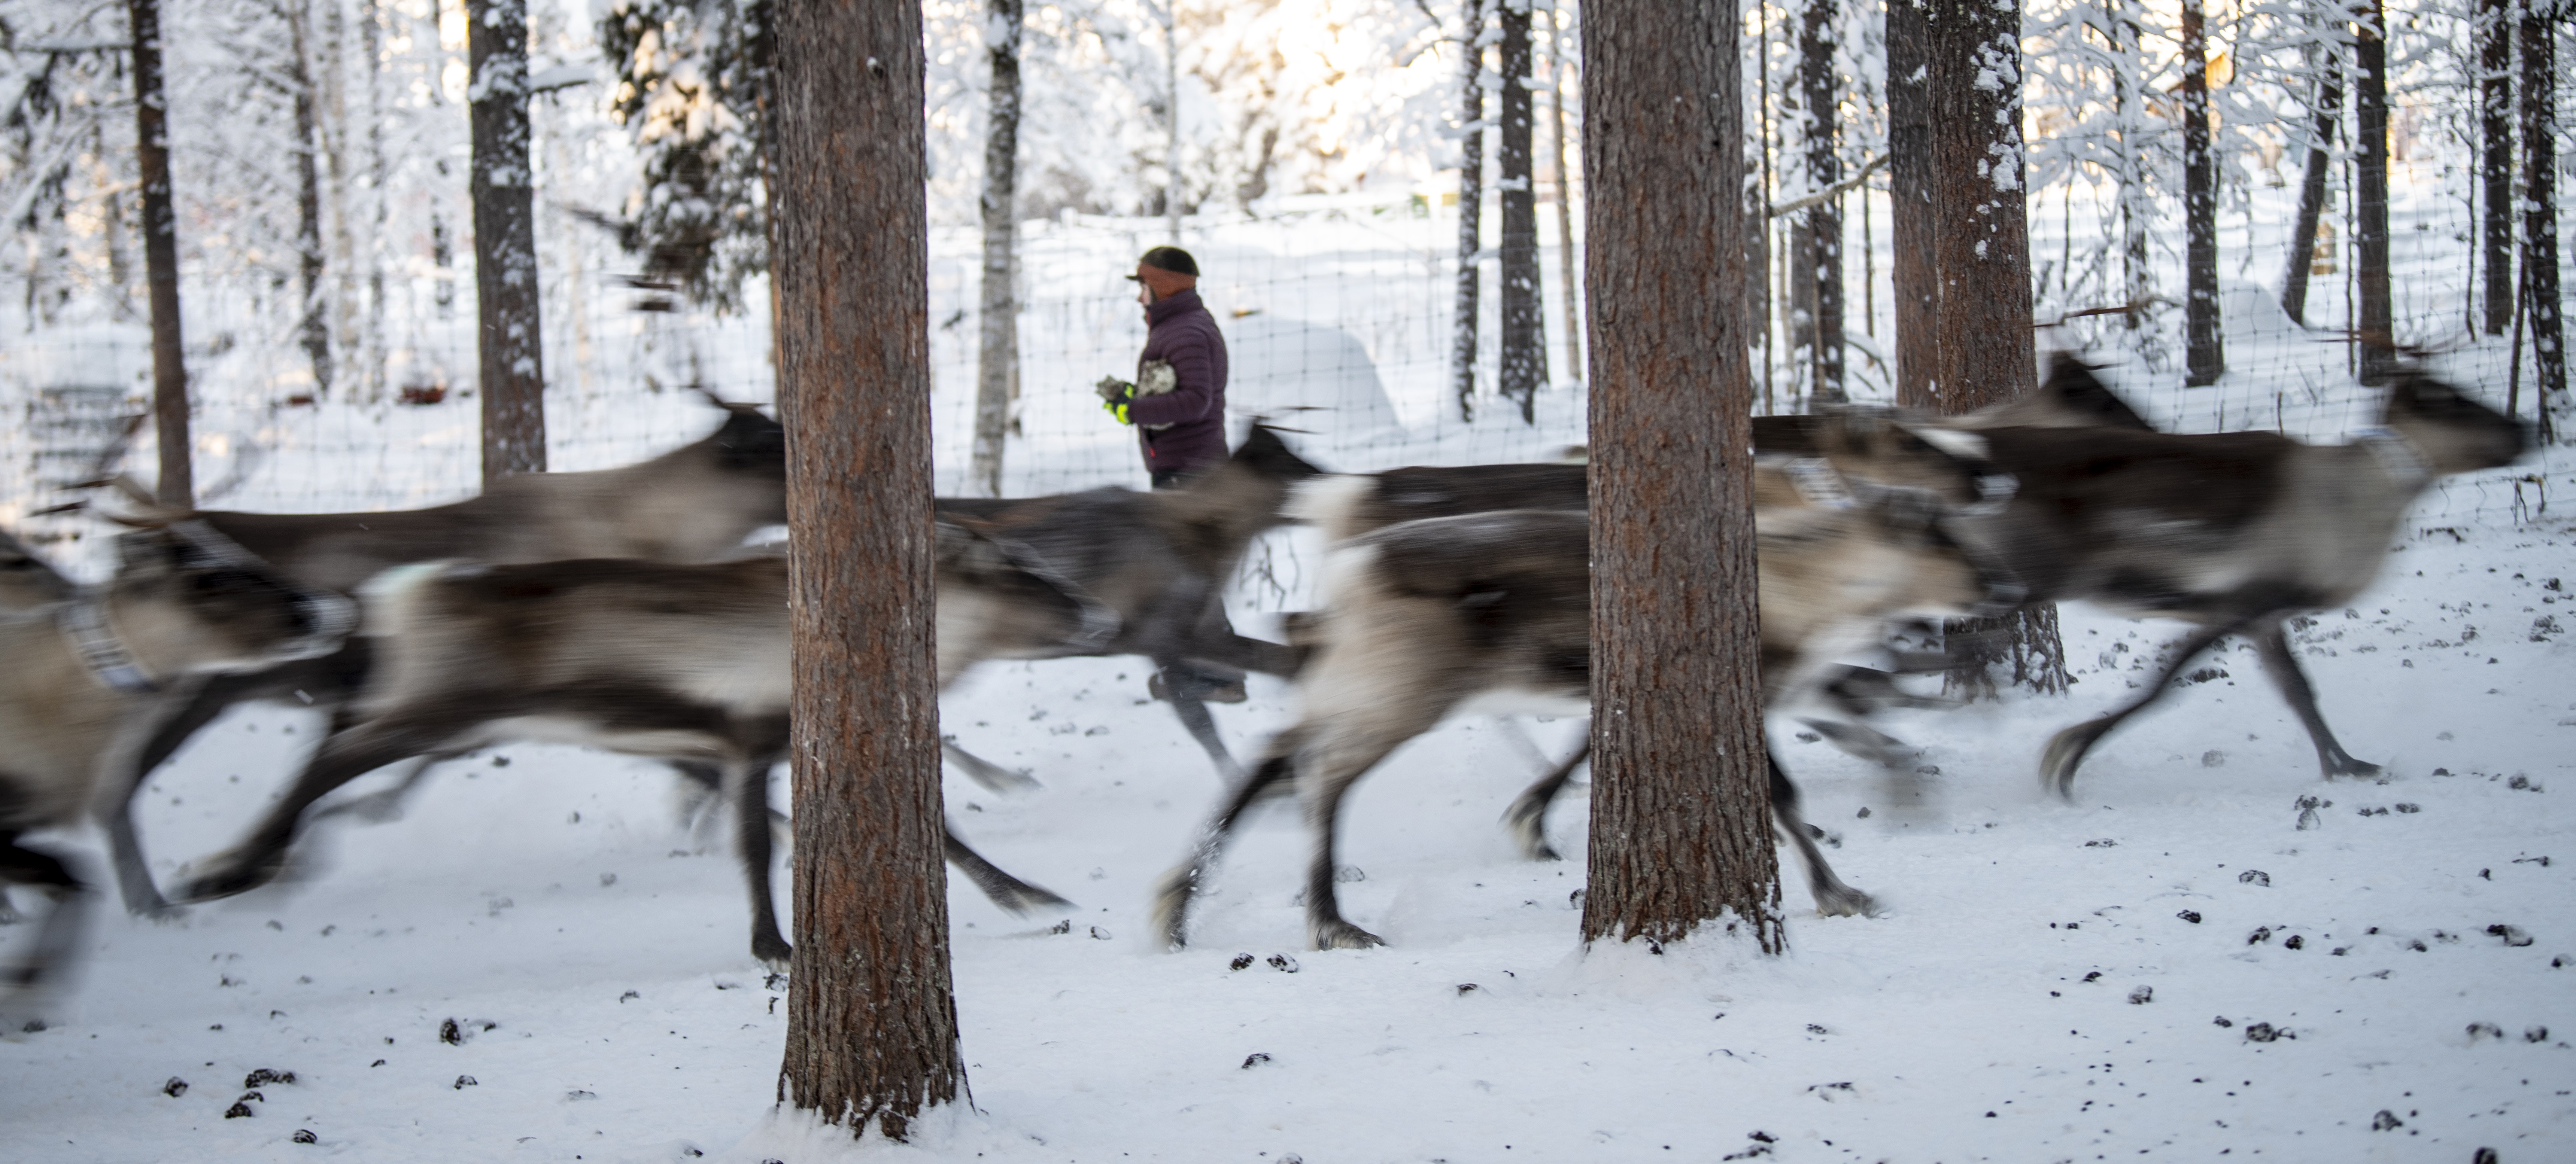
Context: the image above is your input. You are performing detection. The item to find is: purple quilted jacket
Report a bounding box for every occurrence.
[1129,289,1229,478]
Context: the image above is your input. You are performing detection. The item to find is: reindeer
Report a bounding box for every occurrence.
[1155,463,2021,951]
[92,403,789,916]
[1,525,350,1000]
[1950,369,2527,793]
[171,526,1089,970]
[932,425,1323,784]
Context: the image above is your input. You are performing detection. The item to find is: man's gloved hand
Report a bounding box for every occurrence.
[1095,376,1136,426]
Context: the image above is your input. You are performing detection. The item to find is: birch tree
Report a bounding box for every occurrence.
[1450,0,1489,421]
[470,0,546,482]
[969,0,1023,498]
[1497,0,1542,420]
[127,0,191,505]
[2180,0,2222,386]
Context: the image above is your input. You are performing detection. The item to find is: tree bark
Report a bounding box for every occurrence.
[2351,0,2393,384]
[1795,0,1844,407]
[769,0,965,1140]
[1543,0,1582,385]
[1886,0,1937,408]
[2180,0,2223,386]
[288,0,332,397]
[2280,46,2341,326]
[2113,0,2150,345]
[470,0,547,483]
[1451,0,1489,422]
[969,0,1023,498]
[1928,0,2066,699]
[1497,0,1543,421]
[1579,0,1778,953]
[2521,1,2565,412]
[2478,0,2513,336]
[127,0,191,507]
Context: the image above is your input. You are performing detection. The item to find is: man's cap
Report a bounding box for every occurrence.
[1126,246,1200,279]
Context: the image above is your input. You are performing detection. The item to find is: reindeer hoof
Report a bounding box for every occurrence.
[1813,886,1880,918]
[174,854,286,904]
[2325,757,2385,781]
[1309,920,1385,950]
[2039,724,2106,800]
[1503,805,1560,862]
[754,938,792,975]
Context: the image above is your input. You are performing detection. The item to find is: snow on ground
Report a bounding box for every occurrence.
[4,502,2573,1163]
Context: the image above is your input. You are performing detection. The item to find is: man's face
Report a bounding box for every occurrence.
[1136,269,1157,306]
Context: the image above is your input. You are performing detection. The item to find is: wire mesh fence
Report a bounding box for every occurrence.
[3,174,2567,587]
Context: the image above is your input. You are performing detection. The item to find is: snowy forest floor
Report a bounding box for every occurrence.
[4,503,2573,1163]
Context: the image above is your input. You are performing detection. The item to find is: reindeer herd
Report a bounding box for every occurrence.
[0,356,2529,1008]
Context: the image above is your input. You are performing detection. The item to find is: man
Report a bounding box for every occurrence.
[1099,246,1246,704]
[1100,246,1229,488]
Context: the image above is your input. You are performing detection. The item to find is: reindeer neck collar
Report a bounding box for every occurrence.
[59,594,160,694]
[2354,427,2433,487]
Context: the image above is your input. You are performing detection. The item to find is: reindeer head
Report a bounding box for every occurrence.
[100,524,354,680]
[2378,371,2527,475]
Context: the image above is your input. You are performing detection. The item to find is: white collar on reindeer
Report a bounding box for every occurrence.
[58,595,159,695]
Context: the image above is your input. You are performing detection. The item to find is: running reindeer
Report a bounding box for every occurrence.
[1950,366,2527,793]
[89,401,789,917]
[1156,459,2024,951]
[1,525,349,1002]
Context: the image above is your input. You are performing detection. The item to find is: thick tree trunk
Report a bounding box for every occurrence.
[1497,0,1543,421]
[2351,0,2393,384]
[2522,2,2565,414]
[1544,0,1582,385]
[2478,0,2513,336]
[2180,0,2222,386]
[1928,0,2067,699]
[288,0,332,396]
[1795,0,1844,407]
[469,0,546,483]
[127,0,190,507]
[1451,0,1489,421]
[769,0,965,1140]
[2280,48,2341,326]
[1579,0,1778,953]
[969,0,1023,498]
[1886,0,1937,408]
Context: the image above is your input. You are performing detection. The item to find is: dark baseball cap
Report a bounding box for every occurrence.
[1126,246,1200,278]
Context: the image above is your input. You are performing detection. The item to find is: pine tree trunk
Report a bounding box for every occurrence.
[2478,0,2513,336]
[289,1,332,396]
[127,0,190,507]
[1579,0,1779,953]
[2351,0,2394,384]
[1544,0,1582,385]
[2180,0,2223,386]
[768,0,965,1139]
[969,0,1023,499]
[2522,1,2566,411]
[1928,0,2068,699]
[1886,0,1937,408]
[470,0,546,483]
[1796,0,1844,407]
[2280,47,2341,326]
[1497,0,1544,421]
[1451,0,1489,422]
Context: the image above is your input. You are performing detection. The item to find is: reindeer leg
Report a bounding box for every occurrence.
[1771,751,1877,917]
[1154,657,1248,782]
[2250,621,2383,780]
[312,754,447,825]
[944,823,1072,915]
[175,709,478,903]
[1503,738,1591,861]
[941,740,1040,794]
[0,838,91,998]
[1152,732,1305,949]
[2040,616,2256,798]
[1298,701,1449,951]
[727,755,792,972]
[102,771,176,921]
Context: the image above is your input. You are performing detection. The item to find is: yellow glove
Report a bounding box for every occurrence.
[1095,375,1137,426]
